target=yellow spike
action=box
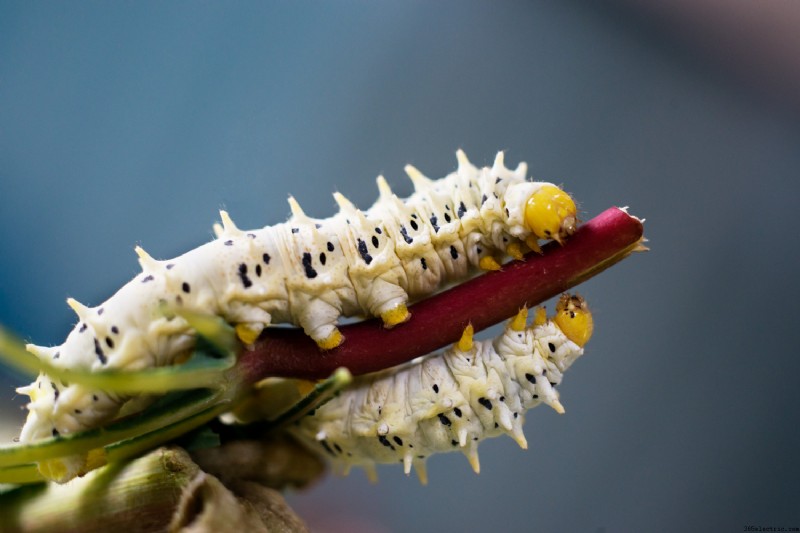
[455,149,471,168]
[235,323,263,345]
[218,210,243,236]
[533,306,547,327]
[510,308,528,332]
[134,245,160,272]
[550,399,566,415]
[479,256,502,271]
[466,448,481,474]
[38,459,70,483]
[376,175,393,200]
[525,235,542,254]
[413,461,429,486]
[84,448,108,472]
[457,324,474,352]
[506,242,524,261]
[510,427,528,449]
[292,379,315,397]
[404,164,431,190]
[364,463,379,484]
[381,304,410,328]
[66,297,91,321]
[316,329,344,351]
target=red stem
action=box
[238,207,644,381]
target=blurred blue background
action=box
[2,2,799,531]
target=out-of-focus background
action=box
[1,2,798,531]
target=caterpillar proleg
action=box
[290,293,593,483]
[16,150,578,482]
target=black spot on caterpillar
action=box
[291,294,593,484]
[16,150,578,482]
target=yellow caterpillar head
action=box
[553,293,593,347]
[524,184,577,243]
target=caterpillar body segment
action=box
[290,294,593,483]
[16,150,578,482]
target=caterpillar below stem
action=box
[289,294,593,484]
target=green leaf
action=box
[0,388,230,470]
[262,367,352,428]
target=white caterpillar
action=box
[16,150,578,481]
[290,294,593,483]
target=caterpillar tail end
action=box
[380,304,410,329]
[316,329,344,351]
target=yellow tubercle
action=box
[532,306,547,326]
[381,304,410,328]
[506,242,524,261]
[553,294,594,347]
[38,458,69,483]
[524,184,577,242]
[479,256,502,271]
[317,329,344,351]
[414,461,429,486]
[466,448,481,474]
[364,464,379,484]
[510,308,528,332]
[235,323,262,345]
[525,235,542,254]
[550,399,566,415]
[84,448,108,472]
[510,429,528,450]
[456,324,474,352]
[295,379,317,397]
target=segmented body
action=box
[17,150,577,481]
[290,294,592,483]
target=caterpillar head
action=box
[524,184,577,243]
[553,293,593,347]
